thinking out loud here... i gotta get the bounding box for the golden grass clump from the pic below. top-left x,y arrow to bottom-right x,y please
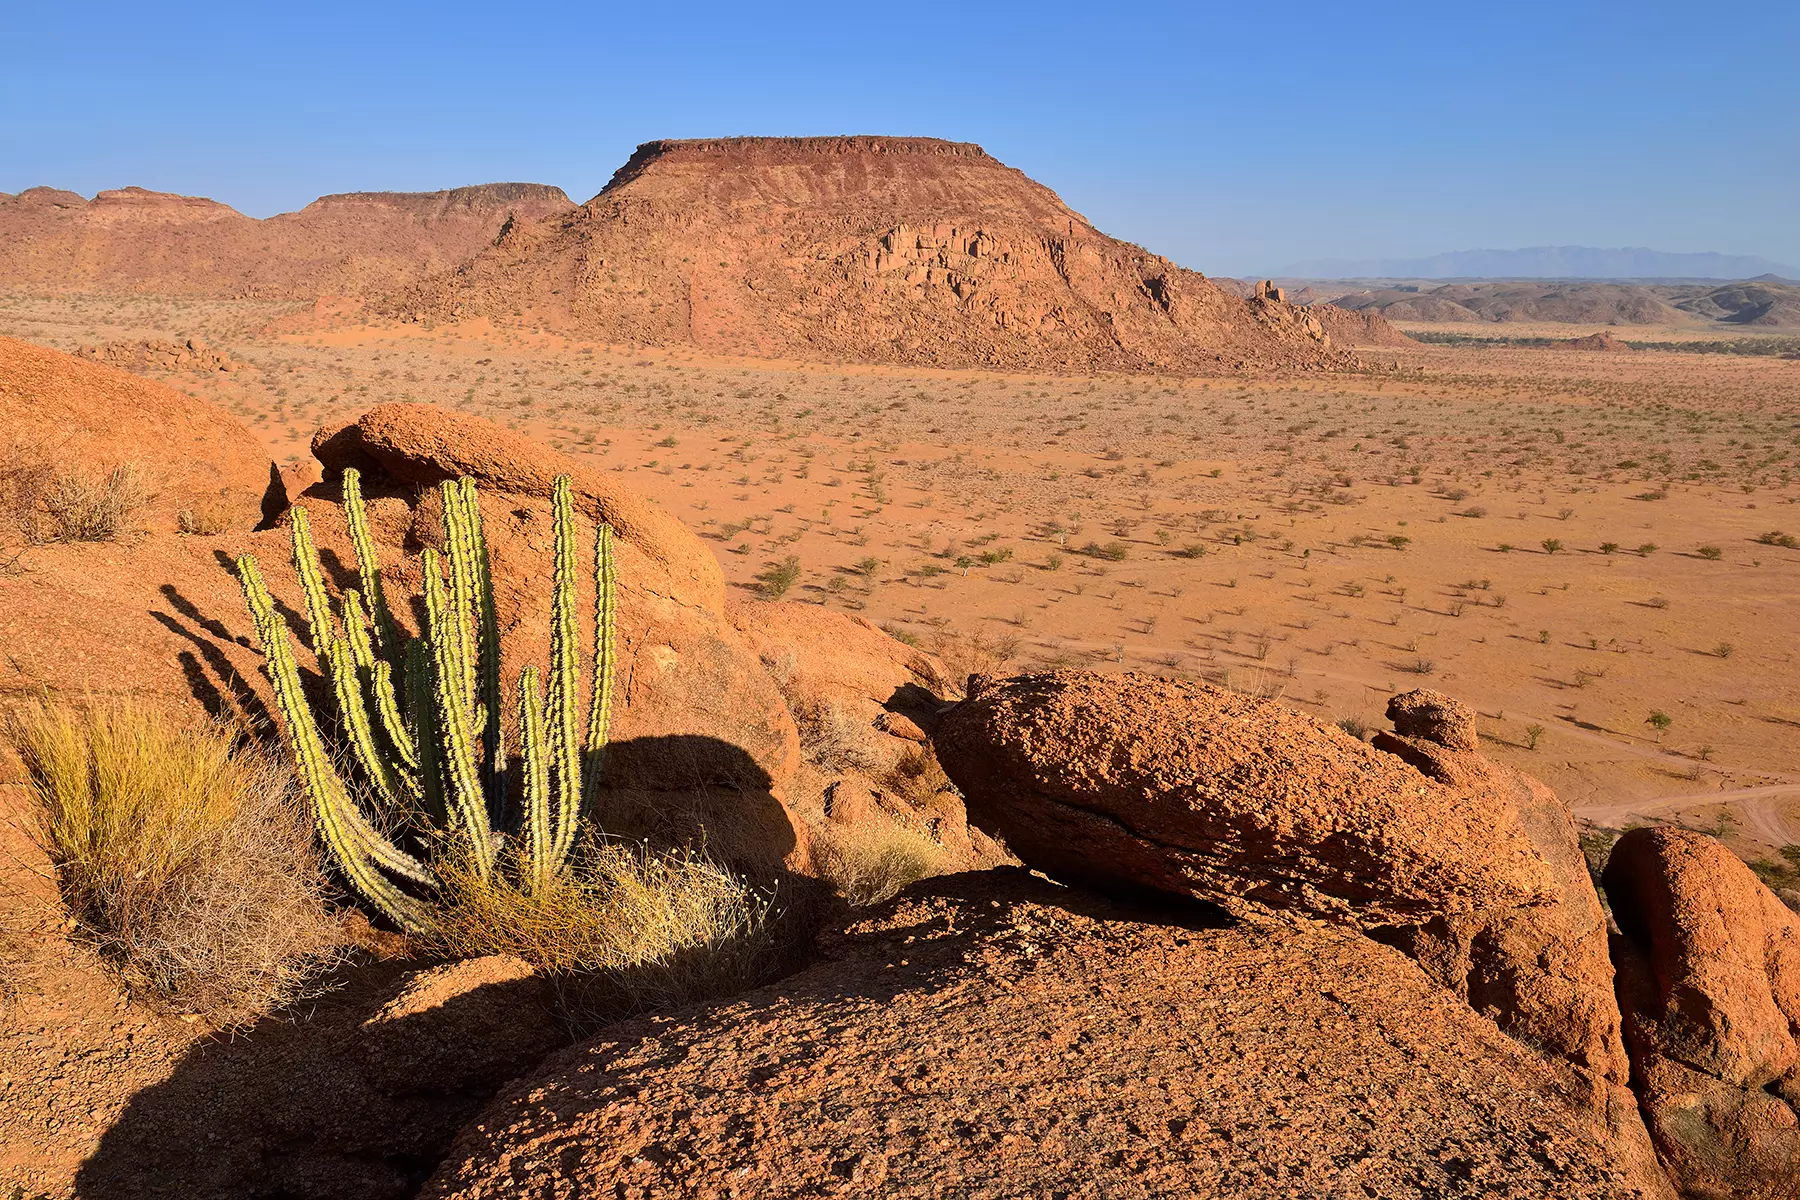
429,839 -> 792,1022
9,703 -> 347,1023
814,811 -> 952,907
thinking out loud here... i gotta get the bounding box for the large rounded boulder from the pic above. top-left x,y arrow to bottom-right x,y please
934,671 -> 1557,926
1603,827 -> 1800,1198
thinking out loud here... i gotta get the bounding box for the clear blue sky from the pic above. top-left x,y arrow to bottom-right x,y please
3,1 -> 1795,277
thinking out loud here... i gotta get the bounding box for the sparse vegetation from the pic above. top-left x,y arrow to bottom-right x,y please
814,812 -> 952,907
8,702 -> 347,1023
758,554 -> 802,597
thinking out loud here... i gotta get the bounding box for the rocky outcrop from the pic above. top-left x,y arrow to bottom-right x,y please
421,869 -> 1668,1199
74,336 -> 237,373
398,136 -> 1357,373
730,598 -> 1004,872
69,954 -> 569,1200
934,671 -> 1556,926
1604,827 -> 1800,1198
1367,691 -> 1661,1189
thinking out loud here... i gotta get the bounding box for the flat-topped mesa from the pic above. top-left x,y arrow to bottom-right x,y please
401,136 -> 1358,372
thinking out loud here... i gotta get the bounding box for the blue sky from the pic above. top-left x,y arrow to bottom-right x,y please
3,1 -> 1795,277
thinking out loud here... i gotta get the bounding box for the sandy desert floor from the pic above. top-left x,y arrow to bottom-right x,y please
6,291 -> 1799,871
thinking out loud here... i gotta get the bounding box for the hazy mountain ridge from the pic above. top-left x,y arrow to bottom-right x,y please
1280,246 -> 1798,282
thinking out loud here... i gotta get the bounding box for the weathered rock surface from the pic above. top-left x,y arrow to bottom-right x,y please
1367,691 -> 1663,1190
1604,827 -> 1800,1198
731,598 -> 1004,870
934,671 -> 1556,925
69,954 -> 568,1200
422,869 -> 1668,1199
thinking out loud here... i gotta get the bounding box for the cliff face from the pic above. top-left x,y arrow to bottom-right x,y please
400,137 -> 1356,372
0,183 -> 573,298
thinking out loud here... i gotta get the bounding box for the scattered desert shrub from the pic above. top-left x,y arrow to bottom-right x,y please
757,554 -> 802,597
430,838 -> 790,1023
926,626 -> 1020,692
792,698 -> 880,771
8,703 -> 346,1023
1,449 -> 146,545
814,812 -> 951,907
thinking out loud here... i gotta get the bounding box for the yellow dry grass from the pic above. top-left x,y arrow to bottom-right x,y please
814,812 -> 952,907
429,838 -> 793,1022
8,702 -> 346,1023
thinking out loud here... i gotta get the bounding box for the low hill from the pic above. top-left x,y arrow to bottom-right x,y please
1328,278 -> 1800,331
396,137 -> 1361,372
0,183 -> 572,298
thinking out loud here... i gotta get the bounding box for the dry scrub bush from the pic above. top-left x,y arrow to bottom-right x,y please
1,445 -> 147,544
926,627 -> 1020,695
177,494 -> 236,535
814,812 -> 951,907
8,703 -> 346,1023
429,839 -> 791,1023
791,698 -> 881,772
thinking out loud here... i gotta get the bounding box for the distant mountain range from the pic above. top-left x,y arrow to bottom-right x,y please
1277,247 -> 1799,282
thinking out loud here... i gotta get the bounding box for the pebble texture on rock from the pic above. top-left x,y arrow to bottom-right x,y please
423,870 -> 1667,1199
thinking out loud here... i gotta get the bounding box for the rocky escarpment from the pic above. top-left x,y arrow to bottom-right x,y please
0,182 -> 572,298
397,136 -> 1358,372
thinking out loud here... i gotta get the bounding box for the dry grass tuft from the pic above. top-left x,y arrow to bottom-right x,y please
429,839 -> 797,1024
791,698 -> 880,771
8,703 -> 347,1023
176,494 -> 236,536
925,627 -> 1020,696
1,447 -> 147,544
814,811 -> 953,907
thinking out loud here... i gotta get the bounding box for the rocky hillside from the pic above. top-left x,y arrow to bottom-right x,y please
396,137 -> 1360,372
0,183 -> 572,298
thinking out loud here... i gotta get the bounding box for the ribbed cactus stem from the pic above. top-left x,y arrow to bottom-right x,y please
517,666 -> 553,891
441,481 -> 479,712
423,548 -> 493,879
462,477 -> 508,828
235,555 -> 432,933
406,638 -> 444,823
582,521 -> 618,809
342,589 -> 419,780
545,476 -> 583,867
340,468 -> 401,661
325,638 -> 402,808
289,508 -> 336,658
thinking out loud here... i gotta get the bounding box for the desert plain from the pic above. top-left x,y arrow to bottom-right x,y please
5,288 -> 1797,865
